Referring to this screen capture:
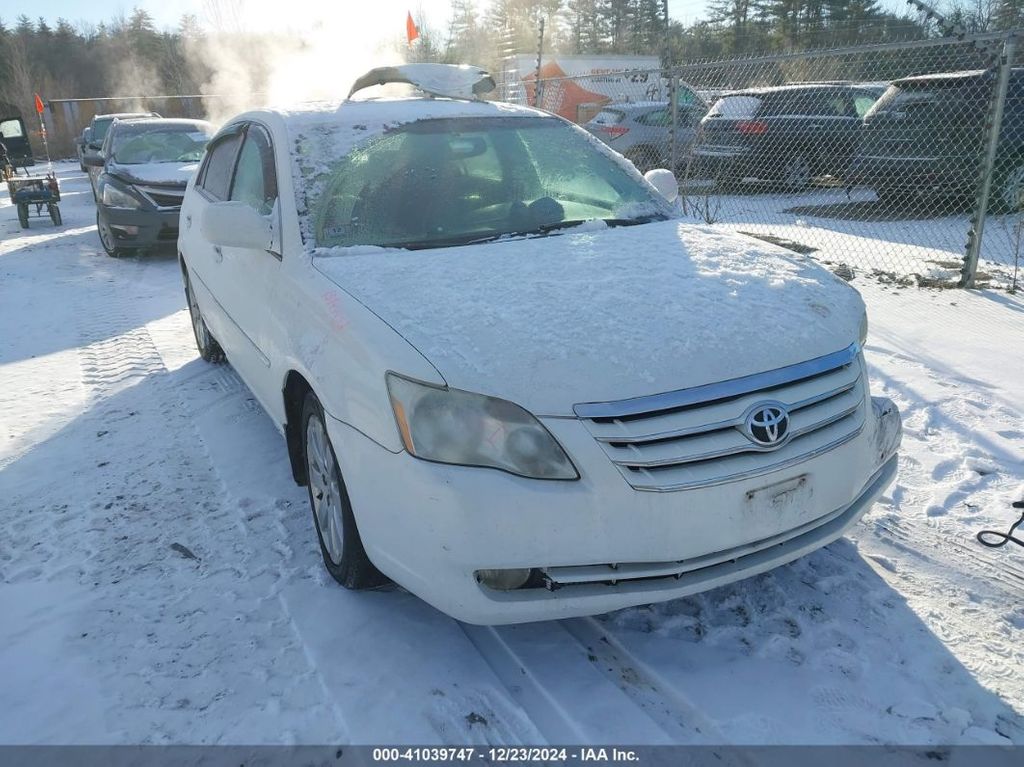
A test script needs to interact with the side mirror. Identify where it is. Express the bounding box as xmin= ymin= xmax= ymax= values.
xmin=644 ymin=168 xmax=679 ymax=203
xmin=83 ymin=154 xmax=105 ymax=167
xmin=201 ymin=201 xmax=273 ymax=250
